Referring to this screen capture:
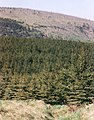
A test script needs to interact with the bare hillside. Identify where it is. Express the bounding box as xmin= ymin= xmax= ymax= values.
xmin=0 ymin=7 xmax=94 ymax=41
